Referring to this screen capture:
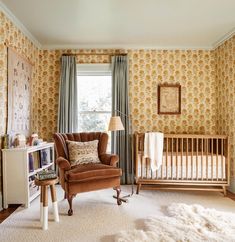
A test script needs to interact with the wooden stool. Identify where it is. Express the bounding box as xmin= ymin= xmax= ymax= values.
xmin=35 ymin=177 xmax=59 ymax=230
